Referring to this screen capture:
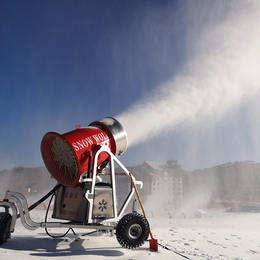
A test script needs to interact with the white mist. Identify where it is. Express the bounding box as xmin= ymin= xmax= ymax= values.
xmin=116 ymin=1 xmax=260 ymax=161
